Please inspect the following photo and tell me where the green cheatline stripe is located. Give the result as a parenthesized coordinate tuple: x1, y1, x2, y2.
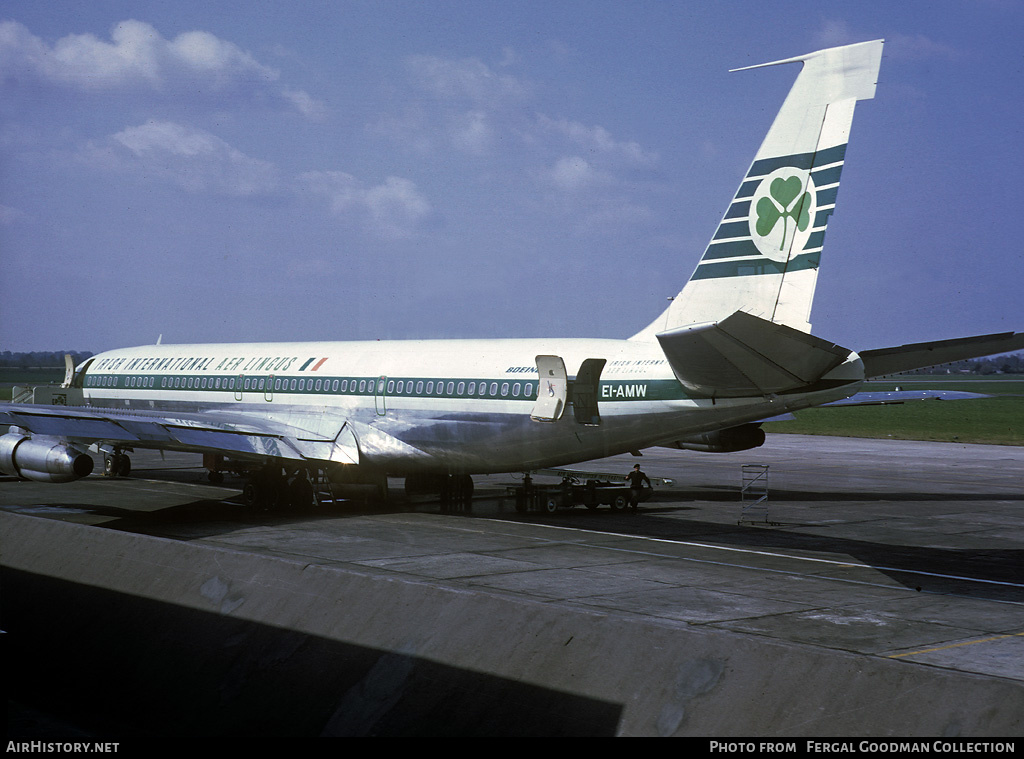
(691, 251, 821, 280)
(703, 238, 760, 261)
(748, 144, 847, 178)
(83, 374, 695, 402)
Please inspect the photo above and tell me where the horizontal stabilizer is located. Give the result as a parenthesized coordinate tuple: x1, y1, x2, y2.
(656, 310, 851, 397)
(757, 389, 990, 422)
(822, 390, 991, 406)
(861, 332, 1024, 378)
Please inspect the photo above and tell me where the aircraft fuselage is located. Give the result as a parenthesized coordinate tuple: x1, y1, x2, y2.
(74, 337, 863, 474)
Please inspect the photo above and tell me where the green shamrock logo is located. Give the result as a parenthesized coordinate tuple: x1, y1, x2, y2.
(755, 176, 812, 251)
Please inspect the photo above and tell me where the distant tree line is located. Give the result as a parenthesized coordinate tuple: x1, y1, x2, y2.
(898, 352, 1024, 376)
(0, 350, 94, 368)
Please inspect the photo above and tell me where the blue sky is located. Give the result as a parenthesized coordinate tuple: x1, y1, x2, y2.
(1, 1, 1021, 354)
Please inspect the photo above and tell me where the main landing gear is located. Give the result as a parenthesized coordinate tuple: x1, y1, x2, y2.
(404, 473, 474, 512)
(103, 450, 131, 477)
(241, 465, 317, 512)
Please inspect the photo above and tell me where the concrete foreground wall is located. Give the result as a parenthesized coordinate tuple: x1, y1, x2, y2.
(2, 511, 1021, 737)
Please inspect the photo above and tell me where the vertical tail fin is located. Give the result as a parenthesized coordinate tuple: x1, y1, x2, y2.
(633, 39, 883, 340)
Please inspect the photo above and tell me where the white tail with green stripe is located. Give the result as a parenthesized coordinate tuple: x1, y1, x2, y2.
(634, 39, 884, 342)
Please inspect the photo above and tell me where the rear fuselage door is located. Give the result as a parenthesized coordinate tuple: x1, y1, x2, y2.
(531, 355, 567, 421)
(572, 358, 606, 425)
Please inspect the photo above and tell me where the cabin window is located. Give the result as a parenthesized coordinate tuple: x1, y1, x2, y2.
(467, 381, 476, 395)
(513, 382, 521, 397)
(457, 382, 465, 395)
(416, 381, 424, 394)
(446, 381, 455, 395)
(489, 382, 498, 396)
(426, 381, 434, 394)
(501, 382, 509, 397)
(332, 380, 339, 392)
(387, 380, 395, 394)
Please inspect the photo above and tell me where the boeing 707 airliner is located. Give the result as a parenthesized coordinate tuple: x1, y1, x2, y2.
(2, 40, 1021, 507)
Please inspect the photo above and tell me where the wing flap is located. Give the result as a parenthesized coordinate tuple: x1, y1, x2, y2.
(2, 409, 136, 440)
(656, 310, 852, 397)
(0, 403, 358, 465)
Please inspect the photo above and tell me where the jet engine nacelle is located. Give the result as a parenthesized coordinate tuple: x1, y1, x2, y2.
(0, 433, 95, 483)
(664, 423, 766, 453)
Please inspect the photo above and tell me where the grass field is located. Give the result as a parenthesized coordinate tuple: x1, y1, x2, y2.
(764, 376, 1024, 446)
(0, 368, 65, 400)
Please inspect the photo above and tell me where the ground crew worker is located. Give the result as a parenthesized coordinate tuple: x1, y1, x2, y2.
(626, 463, 652, 510)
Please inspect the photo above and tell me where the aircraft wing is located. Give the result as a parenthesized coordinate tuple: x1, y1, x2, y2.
(860, 332, 1024, 378)
(0, 402, 360, 465)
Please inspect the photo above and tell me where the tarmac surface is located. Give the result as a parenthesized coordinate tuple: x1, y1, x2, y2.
(2, 433, 1023, 735)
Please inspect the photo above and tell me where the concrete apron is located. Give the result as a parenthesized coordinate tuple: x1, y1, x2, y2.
(2, 511, 1021, 737)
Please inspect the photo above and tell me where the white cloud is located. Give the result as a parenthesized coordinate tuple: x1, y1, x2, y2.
(300, 171, 431, 240)
(449, 110, 494, 155)
(886, 33, 961, 61)
(86, 120, 279, 196)
(378, 54, 530, 157)
(406, 54, 529, 108)
(813, 22, 959, 62)
(537, 115, 658, 167)
(0, 20, 324, 118)
(282, 87, 328, 121)
(542, 156, 609, 192)
(0, 204, 27, 225)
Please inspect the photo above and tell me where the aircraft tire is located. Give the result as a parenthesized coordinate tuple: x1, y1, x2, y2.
(287, 475, 315, 511)
(104, 453, 131, 477)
